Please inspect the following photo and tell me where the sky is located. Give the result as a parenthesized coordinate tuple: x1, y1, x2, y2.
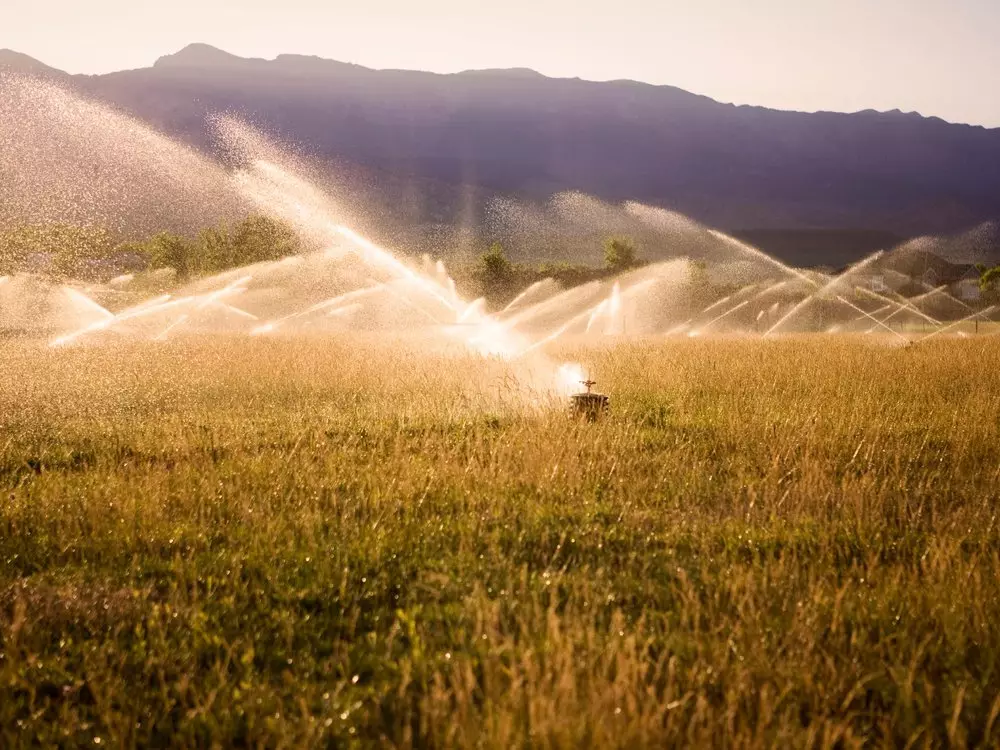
(4, 0, 1000, 127)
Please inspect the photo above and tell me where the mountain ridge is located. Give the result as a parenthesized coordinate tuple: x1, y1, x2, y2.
(6, 44, 993, 129)
(3, 44, 1000, 254)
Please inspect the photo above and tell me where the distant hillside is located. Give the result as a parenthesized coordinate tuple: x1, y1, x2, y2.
(0, 49, 67, 80)
(3, 44, 1000, 266)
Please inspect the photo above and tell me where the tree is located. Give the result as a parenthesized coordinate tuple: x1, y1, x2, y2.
(146, 232, 193, 280)
(192, 215, 301, 274)
(472, 242, 517, 304)
(0, 214, 303, 281)
(196, 226, 233, 274)
(980, 264, 1000, 300)
(604, 236, 637, 272)
(478, 242, 513, 283)
(482, 242, 512, 279)
(230, 215, 301, 266)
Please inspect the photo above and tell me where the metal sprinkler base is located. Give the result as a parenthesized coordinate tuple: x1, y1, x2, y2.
(570, 379, 609, 421)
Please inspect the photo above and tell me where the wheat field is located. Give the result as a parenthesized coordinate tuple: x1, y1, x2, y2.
(2, 335, 999, 747)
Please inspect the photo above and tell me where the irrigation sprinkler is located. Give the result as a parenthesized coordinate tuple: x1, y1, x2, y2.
(570, 379, 609, 421)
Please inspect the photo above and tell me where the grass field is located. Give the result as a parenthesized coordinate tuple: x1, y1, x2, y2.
(2, 335, 1000, 747)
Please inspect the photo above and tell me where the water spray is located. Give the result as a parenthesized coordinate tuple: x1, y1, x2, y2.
(834, 296, 909, 343)
(913, 306, 997, 345)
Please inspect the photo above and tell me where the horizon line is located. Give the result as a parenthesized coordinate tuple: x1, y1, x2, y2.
(1, 43, 996, 131)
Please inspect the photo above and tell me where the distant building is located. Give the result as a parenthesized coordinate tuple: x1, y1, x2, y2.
(949, 265, 983, 302)
(956, 278, 981, 301)
(870, 275, 887, 293)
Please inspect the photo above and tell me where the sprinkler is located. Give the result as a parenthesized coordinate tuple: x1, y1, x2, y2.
(570, 379, 609, 421)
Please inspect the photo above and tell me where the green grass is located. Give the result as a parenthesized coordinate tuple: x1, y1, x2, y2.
(2, 335, 1000, 747)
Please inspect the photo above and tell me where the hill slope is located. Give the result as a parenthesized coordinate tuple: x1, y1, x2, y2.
(3, 45, 1000, 262)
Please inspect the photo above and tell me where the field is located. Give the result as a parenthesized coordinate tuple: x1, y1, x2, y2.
(2, 335, 1000, 747)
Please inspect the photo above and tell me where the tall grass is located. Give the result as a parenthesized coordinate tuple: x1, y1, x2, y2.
(2, 335, 999, 747)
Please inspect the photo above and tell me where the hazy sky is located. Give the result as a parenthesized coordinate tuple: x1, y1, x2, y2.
(5, 0, 999, 126)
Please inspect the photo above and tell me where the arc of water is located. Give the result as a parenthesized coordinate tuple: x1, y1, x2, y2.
(458, 298, 487, 324)
(692, 283, 763, 323)
(50, 293, 175, 346)
(519, 306, 597, 356)
(668, 282, 773, 336)
(606, 281, 623, 334)
(913, 306, 997, 345)
(327, 303, 362, 318)
(62, 287, 115, 320)
(845, 303, 893, 327)
(763, 252, 884, 337)
(152, 301, 259, 340)
(909, 284, 973, 311)
(856, 285, 971, 333)
(252, 283, 388, 335)
(706, 231, 824, 288)
(151, 275, 253, 340)
(53, 273, 258, 346)
(520, 278, 655, 355)
(694, 300, 751, 335)
(153, 314, 190, 342)
(696, 293, 733, 317)
(738, 279, 792, 317)
(499, 279, 555, 315)
(835, 296, 909, 343)
(854, 286, 940, 327)
(864, 300, 929, 333)
(239, 158, 525, 354)
(333, 225, 461, 318)
(195, 275, 252, 310)
(910, 284, 949, 304)
(584, 300, 609, 333)
(395, 292, 447, 325)
(216, 302, 258, 320)
(501, 280, 604, 328)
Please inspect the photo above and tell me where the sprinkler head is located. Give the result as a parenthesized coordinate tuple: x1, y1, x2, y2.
(570, 379, 609, 421)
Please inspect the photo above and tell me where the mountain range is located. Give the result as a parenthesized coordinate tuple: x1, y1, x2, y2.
(2, 44, 1000, 266)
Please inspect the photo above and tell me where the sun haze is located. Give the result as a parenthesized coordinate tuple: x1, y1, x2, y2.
(4, 0, 1000, 127)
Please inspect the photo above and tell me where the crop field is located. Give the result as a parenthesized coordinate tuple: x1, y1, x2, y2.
(2, 335, 1000, 747)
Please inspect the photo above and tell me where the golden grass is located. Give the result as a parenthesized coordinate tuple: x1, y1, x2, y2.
(2, 334, 999, 747)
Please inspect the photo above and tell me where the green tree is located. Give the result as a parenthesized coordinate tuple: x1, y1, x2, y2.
(196, 226, 233, 274)
(604, 237, 637, 272)
(192, 216, 301, 274)
(471, 242, 518, 305)
(482, 242, 513, 280)
(979, 264, 1000, 301)
(146, 232, 193, 279)
(479, 242, 513, 281)
(230, 215, 301, 265)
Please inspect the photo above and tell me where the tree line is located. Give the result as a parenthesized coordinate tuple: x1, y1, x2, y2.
(979, 264, 1000, 297)
(0, 216, 301, 280)
(2, 217, 653, 309)
(466, 236, 641, 306)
